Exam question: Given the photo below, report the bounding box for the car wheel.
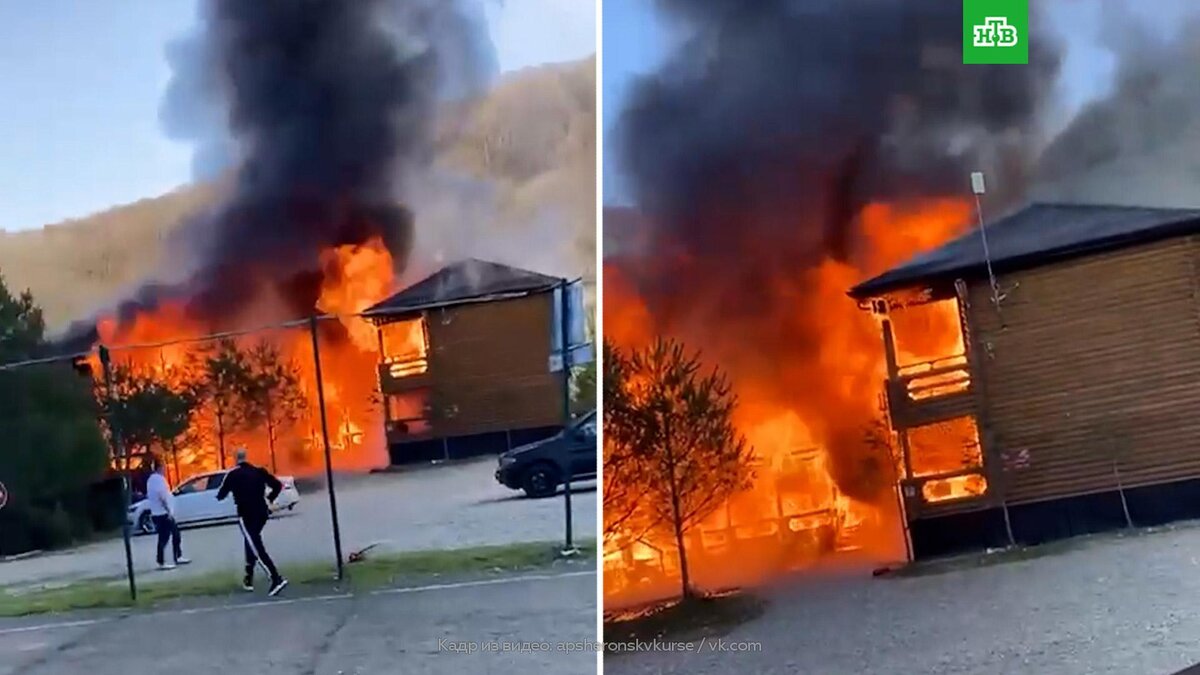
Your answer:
[522,463,560,499]
[138,512,155,535]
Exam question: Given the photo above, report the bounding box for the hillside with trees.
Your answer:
[0,57,596,334]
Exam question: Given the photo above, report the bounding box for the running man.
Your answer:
[216,448,289,596]
[147,459,191,570]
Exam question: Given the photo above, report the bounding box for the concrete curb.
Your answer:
[0,550,43,564]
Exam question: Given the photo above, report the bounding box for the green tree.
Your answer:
[0,276,110,554]
[570,318,597,414]
[572,360,596,414]
[622,337,754,599]
[246,340,308,474]
[103,364,199,483]
[601,340,650,542]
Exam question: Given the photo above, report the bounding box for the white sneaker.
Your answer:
[176,557,192,565]
[158,563,176,571]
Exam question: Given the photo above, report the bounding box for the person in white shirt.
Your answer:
[147,459,191,570]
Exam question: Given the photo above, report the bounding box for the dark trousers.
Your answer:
[238,513,281,583]
[152,515,182,565]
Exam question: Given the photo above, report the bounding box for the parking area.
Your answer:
[607,523,1200,675]
[0,457,596,590]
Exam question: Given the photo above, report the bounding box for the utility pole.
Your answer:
[558,280,577,556]
[308,316,345,580]
[99,346,137,601]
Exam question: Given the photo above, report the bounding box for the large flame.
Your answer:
[93,236,397,479]
[603,199,972,607]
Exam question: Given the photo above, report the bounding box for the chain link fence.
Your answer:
[0,296,591,600]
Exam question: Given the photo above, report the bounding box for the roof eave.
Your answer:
[848,212,1200,301]
[364,280,566,319]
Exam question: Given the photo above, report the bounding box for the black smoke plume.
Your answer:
[62,0,494,350]
[612,0,1062,501]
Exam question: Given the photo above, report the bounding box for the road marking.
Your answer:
[176,592,353,615]
[0,619,104,636]
[0,570,596,635]
[370,569,596,596]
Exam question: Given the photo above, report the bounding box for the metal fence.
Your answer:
[0,303,588,601]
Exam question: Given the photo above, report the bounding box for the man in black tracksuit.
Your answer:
[217,448,289,596]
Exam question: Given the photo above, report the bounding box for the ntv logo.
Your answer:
[963,0,1027,64]
[973,17,1018,48]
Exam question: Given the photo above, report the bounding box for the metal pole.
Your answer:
[971,172,1004,320]
[559,281,576,555]
[99,346,137,601]
[308,317,345,580]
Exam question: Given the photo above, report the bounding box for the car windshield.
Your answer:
[571,411,596,434]
[175,478,200,495]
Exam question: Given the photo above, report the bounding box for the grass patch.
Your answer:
[0,539,595,618]
[603,592,767,653]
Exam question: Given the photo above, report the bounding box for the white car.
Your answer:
[128,470,300,535]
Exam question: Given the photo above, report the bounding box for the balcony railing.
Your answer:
[897,354,971,400]
[900,467,989,516]
[384,356,428,379]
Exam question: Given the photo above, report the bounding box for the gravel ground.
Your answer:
[606,524,1200,675]
[0,458,597,589]
[0,569,597,674]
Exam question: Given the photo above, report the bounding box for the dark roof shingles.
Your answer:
[366,259,562,314]
[850,203,1200,298]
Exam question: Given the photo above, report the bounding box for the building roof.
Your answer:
[365,258,563,316]
[850,203,1200,299]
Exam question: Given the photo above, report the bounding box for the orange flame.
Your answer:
[603,198,972,606]
[95,236,397,479]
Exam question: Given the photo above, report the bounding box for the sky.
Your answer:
[0,0,596,232]
[601,0,1190,206]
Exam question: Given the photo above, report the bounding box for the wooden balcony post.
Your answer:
[880,318,913,480]
[881,317,900,380]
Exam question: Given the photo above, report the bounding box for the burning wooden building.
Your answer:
[364,259,570,465]
[851,203,1200,559]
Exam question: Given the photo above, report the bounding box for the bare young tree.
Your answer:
[189,339,259,469]
[246,340,307,474]
[622,337,754,599]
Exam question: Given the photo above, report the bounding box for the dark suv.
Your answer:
[495,410,597,498]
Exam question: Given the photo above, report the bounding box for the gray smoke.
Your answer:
[612,0,1062,501]
[1033,2,1200,207]
[63,0,497,348]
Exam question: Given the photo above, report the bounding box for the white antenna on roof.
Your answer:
[971,172,1004,316]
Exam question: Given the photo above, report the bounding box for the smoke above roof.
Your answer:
[61,0,497,348]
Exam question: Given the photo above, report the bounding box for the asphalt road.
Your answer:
[606,523,1200,675]
[0,458,597,589]
[0,569,597,674]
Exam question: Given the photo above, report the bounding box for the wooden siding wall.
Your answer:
[969,235,1200,505]
[425,294,563,437]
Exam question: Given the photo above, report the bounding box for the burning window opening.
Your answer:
[883,293,973,402]
[905,416,985,482]
[385,388,433,438]
[379,316,430,379]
